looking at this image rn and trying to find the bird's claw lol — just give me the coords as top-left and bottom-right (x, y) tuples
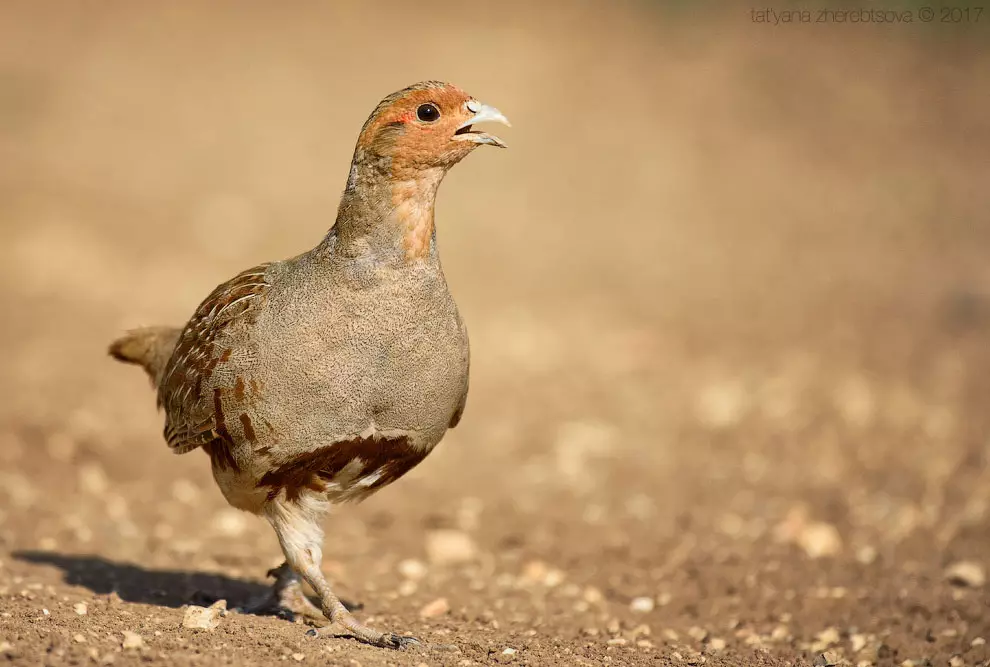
(378, 633), (421, 650)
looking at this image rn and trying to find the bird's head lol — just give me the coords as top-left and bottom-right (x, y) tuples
(333, 82), (510, 261)
(353, 81), (510, 176)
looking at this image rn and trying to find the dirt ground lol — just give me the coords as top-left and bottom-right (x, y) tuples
(2, 2), (990, 666)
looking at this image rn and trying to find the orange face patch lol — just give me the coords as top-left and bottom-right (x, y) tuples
(356, 82), (477, 172)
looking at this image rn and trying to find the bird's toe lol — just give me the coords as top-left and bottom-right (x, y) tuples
(379, 633), (421, 650)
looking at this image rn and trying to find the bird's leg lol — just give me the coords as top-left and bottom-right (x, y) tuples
(241, 561), (326, 624)
(266, 562), (327, 622)
(265, 496), (419, 649)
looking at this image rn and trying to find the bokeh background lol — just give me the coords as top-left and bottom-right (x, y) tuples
(1, 2), (989, 666)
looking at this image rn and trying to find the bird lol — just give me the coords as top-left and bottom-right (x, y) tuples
(108, 81), (509, 649)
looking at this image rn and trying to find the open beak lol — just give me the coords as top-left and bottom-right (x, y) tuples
(453, 100), (511, 148)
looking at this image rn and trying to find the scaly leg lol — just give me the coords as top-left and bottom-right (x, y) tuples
(241, 561), (327, 624)
(265, 495), (419, 649)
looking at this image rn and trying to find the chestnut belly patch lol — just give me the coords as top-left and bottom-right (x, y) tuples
(258, 435), (428, 503)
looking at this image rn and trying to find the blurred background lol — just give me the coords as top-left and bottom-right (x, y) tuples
(1, 2), (988, 665)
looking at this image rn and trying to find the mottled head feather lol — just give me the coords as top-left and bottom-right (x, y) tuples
(353, 81), (481, 174)
(358, 80), (451, 139)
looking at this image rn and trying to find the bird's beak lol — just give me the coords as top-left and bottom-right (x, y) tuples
(452, 100), (511, 148)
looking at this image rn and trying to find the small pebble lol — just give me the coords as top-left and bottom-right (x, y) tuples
(972, 637), (986, 647)
(520, 560), (548, 583)
(74, 602), (88, 615)
(630, 596), (654, 613)
(545, 570), (566, 587)
(708, 638), (727, 652)
(856, 546), (878, 565)
(949, 656), (963, 667)
(631, 624), (651, 637)
(397, 559), (428, 580)
(182, 600), (227, 630)
(944, 561), (985, 587)
(73, 634), (87, 644)
(813, 652), (840, 667)
(425, 530), (477, 565)
(121, 631), (144, 650)
(583, 587), (604, 604)
(517, 560), (565, 587)
(419, 597), (450, 618)
(291, 653), (305, 662)
(799, 522), (843, 558)
(502, 647), (517, 655)
(78, 463), (109, 496)
(816, 627), (841, 645)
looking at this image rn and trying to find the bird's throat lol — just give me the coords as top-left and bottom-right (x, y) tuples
(328, 163), (445, 265)
(391, 175), (440, 261)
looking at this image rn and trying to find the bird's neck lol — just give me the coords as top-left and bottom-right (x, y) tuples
(317, 160), (446, 267)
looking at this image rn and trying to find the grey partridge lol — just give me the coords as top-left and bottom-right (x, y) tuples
(108, 81), (509, 648)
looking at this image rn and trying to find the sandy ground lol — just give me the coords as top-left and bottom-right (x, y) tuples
(1, 2), (990, 665)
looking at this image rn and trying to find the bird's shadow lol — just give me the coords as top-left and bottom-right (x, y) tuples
(13, 551), (360, 615)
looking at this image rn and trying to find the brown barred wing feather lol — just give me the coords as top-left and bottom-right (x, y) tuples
(158, 264), (272, 454)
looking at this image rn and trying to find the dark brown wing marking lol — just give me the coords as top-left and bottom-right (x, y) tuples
(259, 435), (428, 503)
(158, 264), (272, 457)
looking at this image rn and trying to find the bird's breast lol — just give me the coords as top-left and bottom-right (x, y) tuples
(253, 274), (467, 440)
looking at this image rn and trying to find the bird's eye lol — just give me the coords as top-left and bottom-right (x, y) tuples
(416, 103), (440, 123)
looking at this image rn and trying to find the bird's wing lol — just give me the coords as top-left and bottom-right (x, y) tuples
(448, 317), (470, 429)
(158, 263), (273, 454)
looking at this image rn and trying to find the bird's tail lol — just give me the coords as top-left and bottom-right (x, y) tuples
(108, 326), (181, 386)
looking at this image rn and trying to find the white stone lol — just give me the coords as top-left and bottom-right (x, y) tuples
(397, 558), (428, 580)
(121, 631), (144, 650)
(425, 530), (477, 565)
(630, 596), (655, 613)
(945, 561), (985, 587)
(182, 600), (227, 630)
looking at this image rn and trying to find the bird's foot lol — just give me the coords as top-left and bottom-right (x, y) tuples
(241, 564), (327, 625)
(375, 633), (421, 650)
(312, 612), (420, 650)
